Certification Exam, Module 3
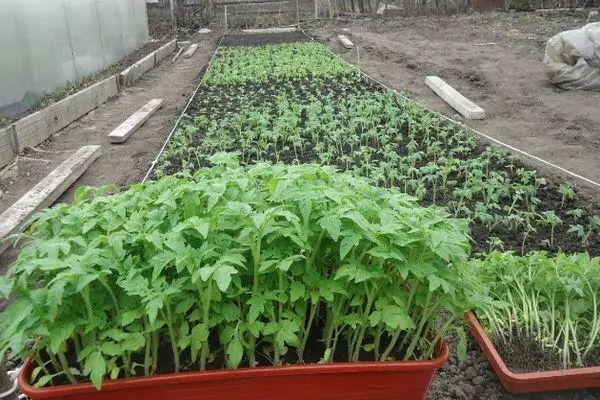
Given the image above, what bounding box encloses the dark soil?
[159,67,600,257]
[221,30,310,46]
[304,13,600,204]
[427,336,600,400]
[494,333,564,373]
[0,39,170,127]
[492,331,600,373]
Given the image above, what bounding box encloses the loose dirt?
[0,32,219,274]
[305,13,600,399]
[428,336,600,400]
[305,11,600,204]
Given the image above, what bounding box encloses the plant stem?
[161,306,180,373]
[151,331,159,375]
[200,281,213,371]
[34,352,53,386]
[298,299,320,360]
[143,317,151,376]
[57,349,77,384]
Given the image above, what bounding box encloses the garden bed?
[155,38,600,258]
[149,34,600,399]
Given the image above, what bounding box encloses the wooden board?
[108,99,163,143]
[120,52,157,87]
[0,145,101,254]
[425,76,486,120]
[7,76,118,157]
[155,39,178,63]
[337,35,354,49]
[183,44,199,58]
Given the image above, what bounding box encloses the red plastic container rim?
[466,311,600,391]
[20,341,449,397]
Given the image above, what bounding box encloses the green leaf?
[31,366,43,381]
[146,297,163,324]
[101,342,122,356]
[258,259,277,274]
[368,310,382,327]
[276,255,304,272]
[428,275,453,293]
[340,234,360,261]
[226,336,244,368]
[220,303,241,322]
[186,216,210,238]
[319,215,341,241]
[82,219,97,234]
[198,265,218,282]
[290,281,305,302]
[85,350,106,390]
[247,296,266,323]
[0,275,13,299]
[381,305,414,330]
[190,324,209,362]
[121,332,145,352]
[214,265,238,292]
[49,323,75,354]
[175,298,195,315]
[35,375,53,388]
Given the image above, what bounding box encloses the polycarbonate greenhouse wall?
[0,0,149,115]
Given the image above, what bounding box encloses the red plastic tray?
[20,342,449,400]
[466,311,600,393]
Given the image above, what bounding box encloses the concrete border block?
[120,52,157,87]
[0,126,17,169]
[11,76,119,155]
[0,145,101,254]
[155,39,177,63]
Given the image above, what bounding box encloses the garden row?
[0,39,598,399]
[158,42,600,257]
[156,41,600,381]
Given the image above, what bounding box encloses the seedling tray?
[466,311,600,393]
[20,342,449,400]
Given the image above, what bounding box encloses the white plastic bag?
[544,22,600,91]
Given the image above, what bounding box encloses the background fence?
[0,0,149,116]
[147,0,599,32]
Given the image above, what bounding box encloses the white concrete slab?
[338,35,354,49]
[242,27,297,34]
[0,145,101,254]
[425,76,486,120]
[108,99,163,143]
[183,44,199,58]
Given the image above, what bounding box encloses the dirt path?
[306,12,600,203]
[0,31,219,273]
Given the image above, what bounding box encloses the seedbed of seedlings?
[2,32,600,400]
[157,38,600,258]
[154,34,600,397]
